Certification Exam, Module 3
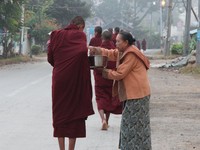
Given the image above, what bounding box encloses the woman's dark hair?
[119,31,136,45]
[95,26,102,34]
[102,30,112,40]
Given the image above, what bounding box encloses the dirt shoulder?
[0,55,47,67]
[149,61,200,150]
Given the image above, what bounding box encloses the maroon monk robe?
[142,39,147,51]
[48,24,94,137]
[94,40,122,114]
[136,40,141,50]
[89,33,102,47]
[112,33,118,46]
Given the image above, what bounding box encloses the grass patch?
[180,65,200,75]
[0,56,33,66]
[36,52,47,57]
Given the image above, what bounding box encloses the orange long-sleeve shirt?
[101,45,151,101]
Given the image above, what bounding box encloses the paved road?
[0,60,120,150]
[1,56,200,150]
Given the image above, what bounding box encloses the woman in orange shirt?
[89,30,151,150]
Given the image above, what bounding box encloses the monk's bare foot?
[101,120,108,130]
[106,121,109,128]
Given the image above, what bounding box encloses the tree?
[25,0,54,24]
[95,0,158,23]
[93,0,121,23]
[25,9,59,46]
[94,0,159,38]
[0,0,24,58]
[0,0,24,33]
[25,0,59,47]
[46,0,92,27]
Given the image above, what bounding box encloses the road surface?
[0,60,120,150]
[0,57,200,150]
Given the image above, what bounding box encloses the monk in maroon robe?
[47,16,94,150]
[136,40,141,50]
[89,26,102,46]
[93,30,122,130]
[142,38,147,51]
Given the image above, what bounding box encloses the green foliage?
[24,10,37,29]
[0,0,25,57]
[24,1,59,46]
[189,36,197,52]
[31,45,41,55]
[32,19,58,45]
[26,0,53,8]
[171,43,183,55]
[46,0,92,26]
[25,0,54,24]
[13,33,20,41]
[0,0,24,33]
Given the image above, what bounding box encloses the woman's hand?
[88,46,101,55]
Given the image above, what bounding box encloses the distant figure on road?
[112,27,120,46]
[89,31,151,150]
[93,30,122,130]
[89,26,102,47]
[136,40,141,50]
[108,28,113,34]
[47,16,94,150]
[142,38,147,51]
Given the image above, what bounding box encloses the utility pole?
[160,3,163,51]
[196,0,200,65]
[160,0,166,52]
[183,0,192,56]
[164,0,173,56]
[160,0,166,54]
[19,4,25,55]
